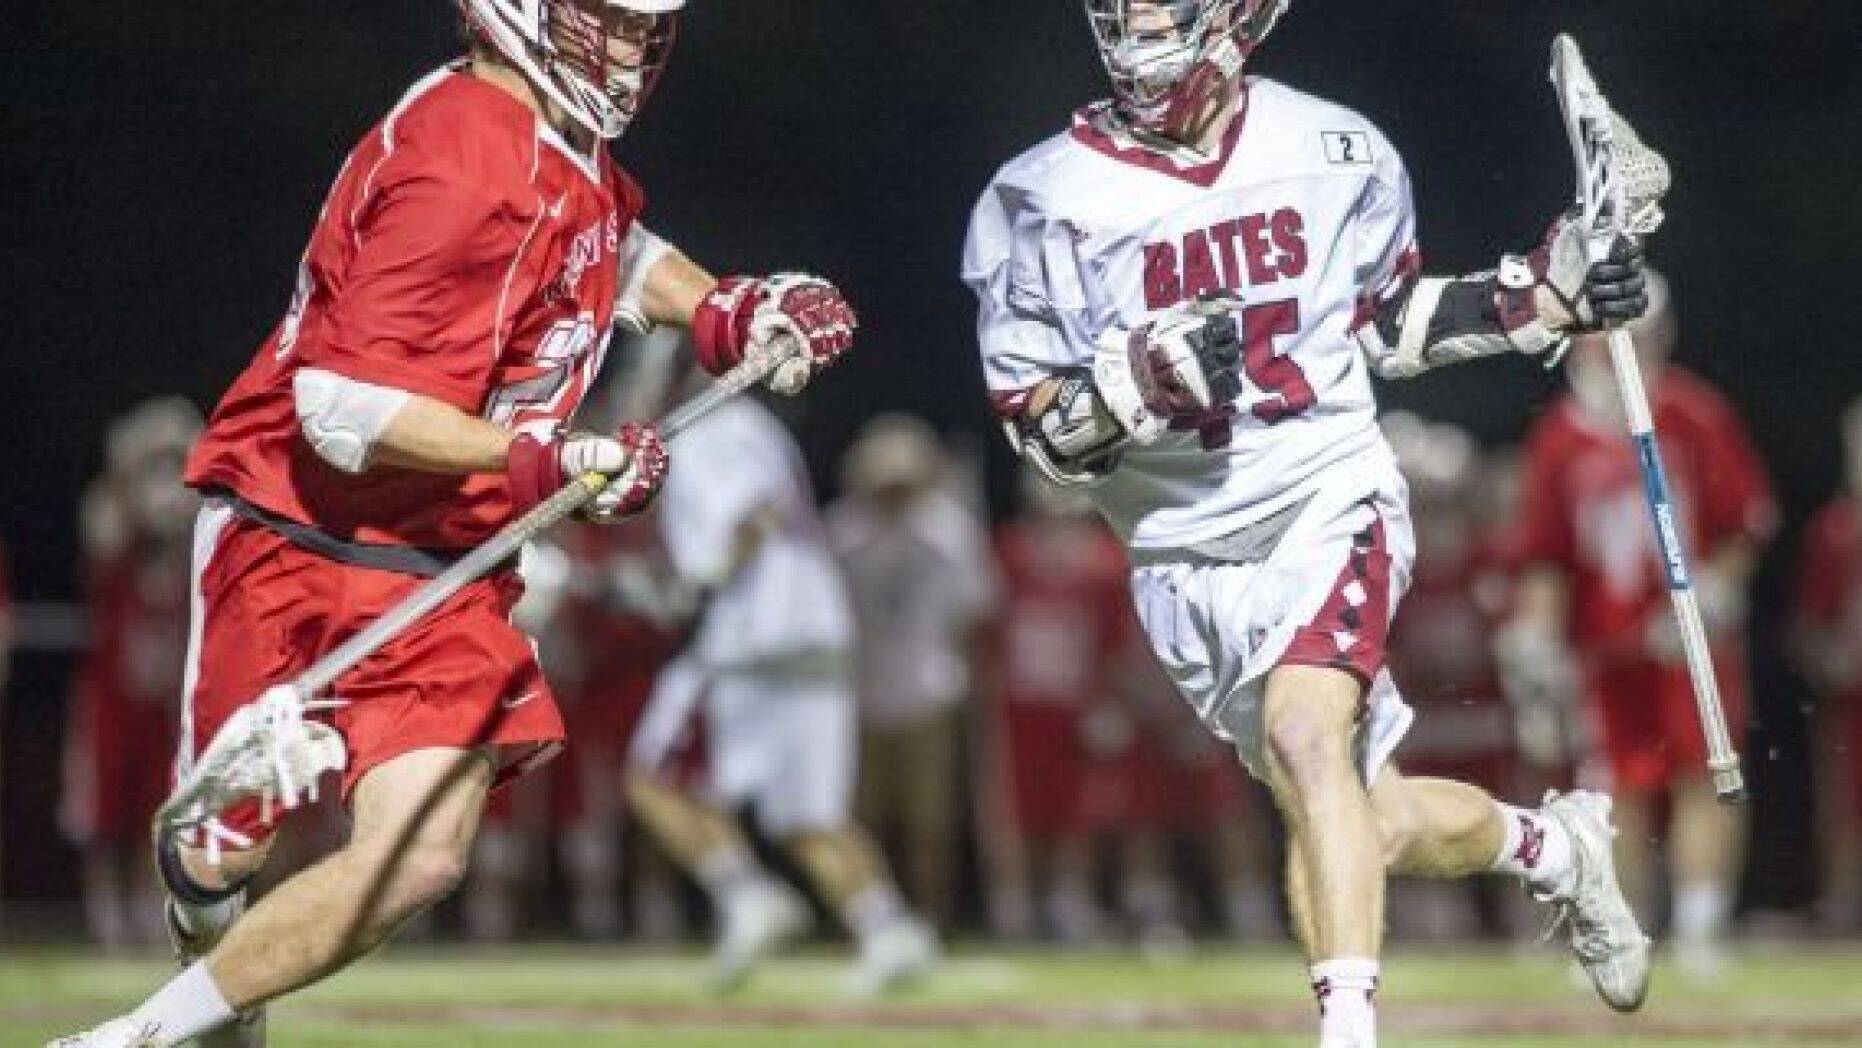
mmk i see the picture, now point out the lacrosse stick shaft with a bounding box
[1605,330,1746,803]
[291,346,786,699]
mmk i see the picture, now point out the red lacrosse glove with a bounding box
[506,422,668,520]
[691,273,856,394]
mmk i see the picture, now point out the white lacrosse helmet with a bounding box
[460,0,683,140]
[1085,0,1288,137]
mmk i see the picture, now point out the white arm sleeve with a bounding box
[614,221,673,334]
[961,181,1100,410]
[292,368,412,474]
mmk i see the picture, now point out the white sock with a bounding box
[1490,803,1577,896]
[126,960,236,1045]
[844,884,908,940]
[695,844,766,904]
[1674,882,1730,942]
[1311,958,1379,1047]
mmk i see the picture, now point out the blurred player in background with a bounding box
[465,355,696,943]
[1504,271,1775,974]
[979,473,1137,943]
[1793,399,1862,932]
[1123,641,1281,945]
[54,3,856,1044]
[965,2,1655,1041]
[1381,413,1516,940]
[829,414,995,927]
[60,400,203,950]
[0,535,9,906]
[626,364,936,996]
[465,522,688,941]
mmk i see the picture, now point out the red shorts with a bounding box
[1000,701,1131,837]
[482,680,650,828]
[62,682,175,844]
[1280,515,1396,688]
[183,507,565,843]
[1583,646,1748,795]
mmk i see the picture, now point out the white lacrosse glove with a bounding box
[1519,214,1651,335]
[1092,294,1244,450]
[1493,621,1581,768]
[691,273,857,395]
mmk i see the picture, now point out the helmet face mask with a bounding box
[462,0,681,141]
[1085,0,1288,139]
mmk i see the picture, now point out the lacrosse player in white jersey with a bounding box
[625,375,937,996]
[964,3,1653,1044]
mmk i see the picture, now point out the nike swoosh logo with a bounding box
[501,691,539,711]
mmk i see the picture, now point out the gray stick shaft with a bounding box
[1606,329,1746,802]
[291,354,775,699]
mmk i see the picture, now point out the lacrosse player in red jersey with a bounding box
[52,4,855,1045]
[1504,274,1774,977]
[964,3,1652,1044]
[62,401,203,951]
[1796,401,1862,932]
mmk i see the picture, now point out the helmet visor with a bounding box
[1086,1,1210,114]
[548,1,678,137]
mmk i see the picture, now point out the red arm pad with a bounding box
[505,433,560,516]
[690,276,759,376]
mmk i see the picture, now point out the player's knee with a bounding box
[1372,796,1420,869]
[389,844,472,916]
[1264,708,1354,789]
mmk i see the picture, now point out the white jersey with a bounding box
[962,78,1418,551]
[656,398,854,669]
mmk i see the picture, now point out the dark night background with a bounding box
[1,3,1857,916]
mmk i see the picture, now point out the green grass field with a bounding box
[7,944,1862,1047]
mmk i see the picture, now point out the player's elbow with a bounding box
[293,368,412,474]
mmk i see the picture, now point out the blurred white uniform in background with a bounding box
[640,398,857,832]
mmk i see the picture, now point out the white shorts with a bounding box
[1129,483,1417,784]
[630,653,855,835]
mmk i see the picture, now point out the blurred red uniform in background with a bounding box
[1794,401,1862,929]
[1518,367,1774,794]
[61,399,202,947]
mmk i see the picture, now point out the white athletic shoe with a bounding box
[708,881,809,992]
[165,895,267,1047]
[46,1017,161,1048]
[1537,790,1652,1012]
[848,918,939,998]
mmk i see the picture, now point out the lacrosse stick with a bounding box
[155,340,801,855]
[1551,35,1744,804]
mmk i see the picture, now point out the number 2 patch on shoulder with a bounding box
[1323,131,1373,166]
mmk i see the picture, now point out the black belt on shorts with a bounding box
[208,488,498,580]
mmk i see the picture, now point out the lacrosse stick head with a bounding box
[152,684,348,865]
[1550,35,1670,261]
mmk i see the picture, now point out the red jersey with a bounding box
[1797,498,1862,682]
[1517,368,1776,659]
[186,67,645,550]
[991,518,1132,706]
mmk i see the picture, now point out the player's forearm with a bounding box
[371,394,516,474]
[639,248,717,329]
[1510,566,1570,632]
[1707,539,1760,592]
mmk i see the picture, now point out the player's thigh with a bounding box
[349,746,497,878]
[706,679,784,807]
[763,689,856,835]
[900,712,957,835]
[1261,664,1366,777]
